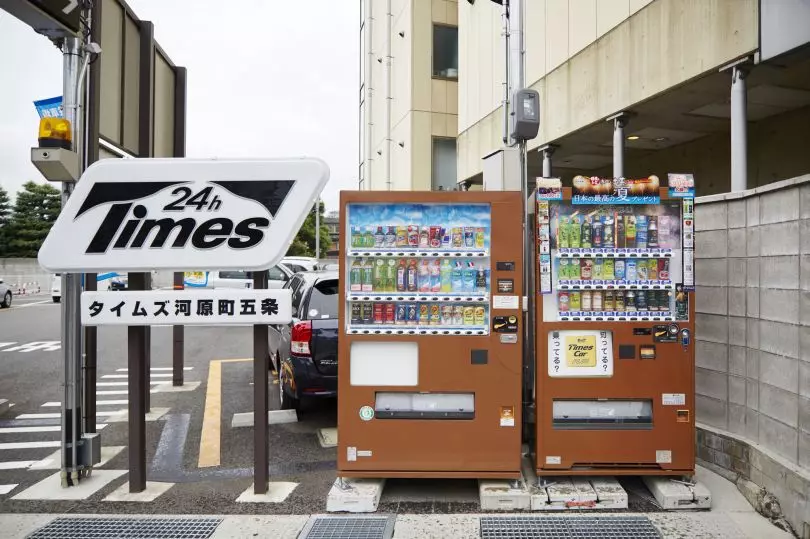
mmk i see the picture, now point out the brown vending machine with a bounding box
[338,191,524,478]
[534,175,696,476]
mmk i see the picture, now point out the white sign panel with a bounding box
[548,330,613,378]
[81,289,292,326]
[39,158,329,272]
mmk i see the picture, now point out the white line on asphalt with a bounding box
[116,367,193,372]
[0,484,18,495]
[15,300,51,308]
[0,461,38,470]
[97,381,171,387]
[16,411,121,420]
[0,441,61,450]
[97,390,159,395]
[102,374,173,379]
[41,400,128,407]
[0,424,107,434]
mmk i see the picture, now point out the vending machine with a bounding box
[534,175,696,476]
[338,191,524,478]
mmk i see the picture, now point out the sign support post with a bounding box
[172,272,184,386]
[127,273,147,493]
[253,270,270,494]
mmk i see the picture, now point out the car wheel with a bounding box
[1,292,11,308]
[278,370,300,411]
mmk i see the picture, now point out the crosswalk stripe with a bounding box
[0,484,18,495]
[0,441,61,450]
[116,367,193,372]
[0,424,107,434]
[42,400,128,407]
[0,461,38,470]
[102,374,172,379]
[97,381,171,387]
[16,411,121,420]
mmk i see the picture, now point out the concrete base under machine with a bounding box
[643,476,711,510]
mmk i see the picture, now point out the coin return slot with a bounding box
[552,399,652,430]
[375,392,475,419]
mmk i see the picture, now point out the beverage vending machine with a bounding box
[534,175,696,476]
[338,191,524,478]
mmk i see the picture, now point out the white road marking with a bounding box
[97,381,171,387]
[0,424,107,434]
[16,300,51,308]
[116,367,193,372]
[0,343,17,350]
[102,374,172,379]
[16,411,121,420]
[97,390,159,396]
[0,461,38,470]
[0,441,61,450]
[42,400,128,407]
[1,342,61,353]
[0,484,18,495]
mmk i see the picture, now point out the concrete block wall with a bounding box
[694,174,810,535]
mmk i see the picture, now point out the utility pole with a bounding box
[315,200,321,260]
[61,32,86,488]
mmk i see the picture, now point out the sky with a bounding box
[0,1,358,211]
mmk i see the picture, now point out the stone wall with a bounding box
[0,258,51,293]
[695,174,810,535]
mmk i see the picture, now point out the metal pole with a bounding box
[540,145,555,178]
[253,270,270,494]
[61,35,84,488]
[501,0,510,144]
[173,272,184,386]
[127,273,147,493]
[520,139,534,445]
[612,115,628,178]
[385,0,393,190]
[731,65,748,192]
[315,201,321,260]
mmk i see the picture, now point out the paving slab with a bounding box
[643,476,712,510]
[230,410,298,428]
[235,482,298,503]
[209,515,308,539]
[479,478,531,511]
[326,478,385,513]
[150,381,201,393]
[105,407,169,423]
[317,427,338,448]
[104,481,174,502]
[12,470,127,501]
[30,445,125,470]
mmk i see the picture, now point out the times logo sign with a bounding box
[38,158,329,272]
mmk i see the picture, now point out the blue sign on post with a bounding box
[34,96,64,119]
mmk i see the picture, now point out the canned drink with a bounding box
[463,305,475,325]
[593,259,604,280]
[569,291,581,311]
[648,258,658,280]
[637,259,649,280]
[615,259,626,280]
[603,259,615,280]
[464,227,475,248]
[626,259,637,280]
[430,226,442,248]
[658,290,670,312]
[581,290,593,311]
[658,258,670,281]
[396,303,407,325]
[474,306,486,326]
[407,225,419,247]
[475,227,486,248]
[430,303,441,325]
[592,290,603,311]
[615,291,625,311]
[419,303,430,325]
[580,259,593,280]
[441,305,454,325]
[452,227,464,248]
[453,305,465,325]
[625,290,636,311]
[361,302,374,324]
[558,291,570,312]
[647,291,658,311]
[441,228,451,249]
[396,226,408,247]
[385,302,396,324]
[373,303,384,325]
[604,290,615,311]
[351,302,361,324]
[407,303,419,325]
[636,290,648,311]
[419,226,430,248]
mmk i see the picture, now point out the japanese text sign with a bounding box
[571,175,660,205]
[81,289,292,326]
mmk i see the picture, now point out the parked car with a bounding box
[51,273,61,303]
[281,257,319,273]
[108,274,128,291]
[269,270,338,410]
[0,278,12,308]
[184,264,293,289]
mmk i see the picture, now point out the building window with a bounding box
[432,25,458,80]
[432,138,457,191]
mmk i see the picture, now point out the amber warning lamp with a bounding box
[38,117,73,149]
[31,118,79,182]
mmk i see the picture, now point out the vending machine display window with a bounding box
[542,201,688,323]
[345,203,492,336]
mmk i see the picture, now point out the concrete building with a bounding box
[324,210,340,258]
[359,0,459,192]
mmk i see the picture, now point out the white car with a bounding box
[281,257,319,273]
[183,264,293,290]
[0,278,12,308]
[51,273,61,303]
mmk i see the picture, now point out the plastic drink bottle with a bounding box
[440,259,453,292]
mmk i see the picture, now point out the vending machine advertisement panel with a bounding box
[338,191,524,478]
[535,177,695,476]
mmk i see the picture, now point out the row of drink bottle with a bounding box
[558,290,672,312]
[349,258,490,294]
[558,258,671,281]
[350,302,488,327]
[557,213,675,249]
[350,225,489,250]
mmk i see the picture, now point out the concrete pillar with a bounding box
[731,65,749,192]
[608,113,630,178]
[539,144,556,177]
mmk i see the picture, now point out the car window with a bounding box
[268,265,289,281]
[219,270,251,280]
[304,279,339,319]
[286,264,306,273]
[290,276,306,314]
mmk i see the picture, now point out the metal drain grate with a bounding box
[480,516,661,539]
[27,517,222,539]
[299,515,395,539]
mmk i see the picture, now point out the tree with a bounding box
[0,186,10,257]
[6,181,61,258]
[286,200,331,258]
